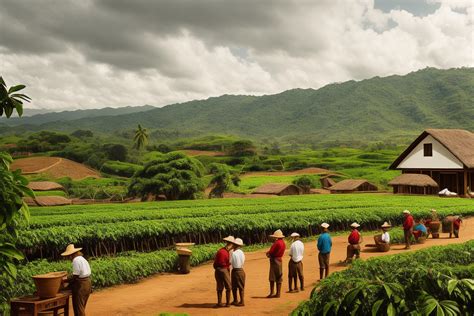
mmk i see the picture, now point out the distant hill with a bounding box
[2,68,473,144]
[0,105,155,126]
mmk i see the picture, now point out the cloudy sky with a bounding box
[0,0,472,110]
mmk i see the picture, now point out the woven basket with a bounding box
[33,271,67,299]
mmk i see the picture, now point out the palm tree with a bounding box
[133,124,149,150]
[0,76,31,117]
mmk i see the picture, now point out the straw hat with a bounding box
[233,238,244,247]
[350,222,360,228]
[290,232,300,238]
[269,229,285,238]
[403,210,410,214]
[61,244,82,256]
[223,236,235,243]
[381,222,391,228]
[321,223,330,229]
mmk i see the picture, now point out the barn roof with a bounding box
[390,129,474,169]
[23,196,72,207]
[328,179,374,191]
[388,174,439,187]
[252,183,300,194]
[27,181,65,191]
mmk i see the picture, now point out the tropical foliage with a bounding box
[208,163,240,198]
[133,124,149,150]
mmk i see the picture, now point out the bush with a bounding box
[293,175,318,193]
[102,161,141,177]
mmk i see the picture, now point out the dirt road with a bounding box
[87,219,473,316]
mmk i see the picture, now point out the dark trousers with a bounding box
[72,277,92,316]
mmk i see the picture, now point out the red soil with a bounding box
[11,157,100,180]
[85,218,473,316]
[182,150,226,157]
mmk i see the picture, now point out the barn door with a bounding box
[439,172,457,193]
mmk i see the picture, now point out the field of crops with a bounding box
[292,240,474,315]
[22,194,474,260]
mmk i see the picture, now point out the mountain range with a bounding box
[1,68,472,144]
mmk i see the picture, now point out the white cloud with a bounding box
[0,0,472,110]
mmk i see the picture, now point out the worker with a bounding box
[344,222,362,263]
[230,238,246,307]
[452,216,463,238]
[403,210,414,249]
[266,229,286,298]
[317,223,332,280]
[61,244,91,316]
[413,218,427,241]
[288,232,304,293]
[374,222,391,246]
[213,236,235,308]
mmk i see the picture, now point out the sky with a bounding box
[0,0,472,110]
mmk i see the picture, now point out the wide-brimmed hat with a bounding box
[61,244,82,256]
[269,229,285,238]
[321,223,330,229]
[403,210,410,214]
[233,238,244,246]
[223,236,235,243]
[290,232,300,238]
[381,222,391,228]
[350,222,360,228]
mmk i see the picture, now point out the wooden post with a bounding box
[464,170,468,197]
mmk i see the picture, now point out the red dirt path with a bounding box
[86,219,473,316]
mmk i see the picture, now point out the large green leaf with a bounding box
[8,84,26,94]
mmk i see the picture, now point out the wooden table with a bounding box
[10,292,70,316]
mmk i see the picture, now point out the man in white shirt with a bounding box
[288,232,304,292]
[374,222,391,251]
[230,238,246,306]
[61,244,92,316]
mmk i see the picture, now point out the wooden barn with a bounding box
[389,129,474,196]
[252,183,302,196]
[388,173,439,195]
[320,176,337,189]
[328,179,378,194]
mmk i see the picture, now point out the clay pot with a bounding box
[33,271,67,298]
[429,221,441,233]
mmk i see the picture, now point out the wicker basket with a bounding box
[377,243,390,252]
[32,271,67,299]
[442,216,455,233]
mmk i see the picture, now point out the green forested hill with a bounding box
[3,68,473,144]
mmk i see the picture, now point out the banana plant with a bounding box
[0,76,31,118]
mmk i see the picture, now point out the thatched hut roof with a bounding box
[27,181,65,191]
[328,179,376,191]
[252,183,301,195]
[320,176,336,189]
[388,174,438,187]
[24,196,72,207]
[390,129,474,169]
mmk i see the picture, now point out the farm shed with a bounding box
[252,183,302,196]
[329,179,378,193]
[388,173,439,195]
[389,129,474,196]
[24,196,72,207]
[320,176,336,189]
[27,181,65,191]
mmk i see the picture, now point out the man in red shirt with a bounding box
[266,229,286,298]
[403,210,414,249]
[344,222,362,263]
[213,236,235,307]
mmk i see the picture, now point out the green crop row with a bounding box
[19,205,474,260]
[292,240,474,316]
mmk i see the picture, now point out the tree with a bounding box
[128,152,204,200]
[103,143,128,162]
[0,77,33,309]
[227,140,257,157]
[0,76,31,117]
[133,124,149,150]
[71,130,94,138]
[293,175,317,194]
[208,163,240,198]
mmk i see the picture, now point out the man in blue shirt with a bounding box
[317,222,332,280]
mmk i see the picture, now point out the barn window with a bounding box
[424,143,432,157]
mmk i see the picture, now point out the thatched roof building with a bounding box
[388,174,438,195]
[252,183,301,196]
[320,176,336,189]
[27,181,65,191]
[24,196,72,207]
[329,179,378,193]
[390,129,474,196]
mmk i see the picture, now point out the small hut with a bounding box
[27,181,65,191]
[320,176,337,189]
[252,183,301,196]
[388,173,438,195]
[329,179,378,194]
